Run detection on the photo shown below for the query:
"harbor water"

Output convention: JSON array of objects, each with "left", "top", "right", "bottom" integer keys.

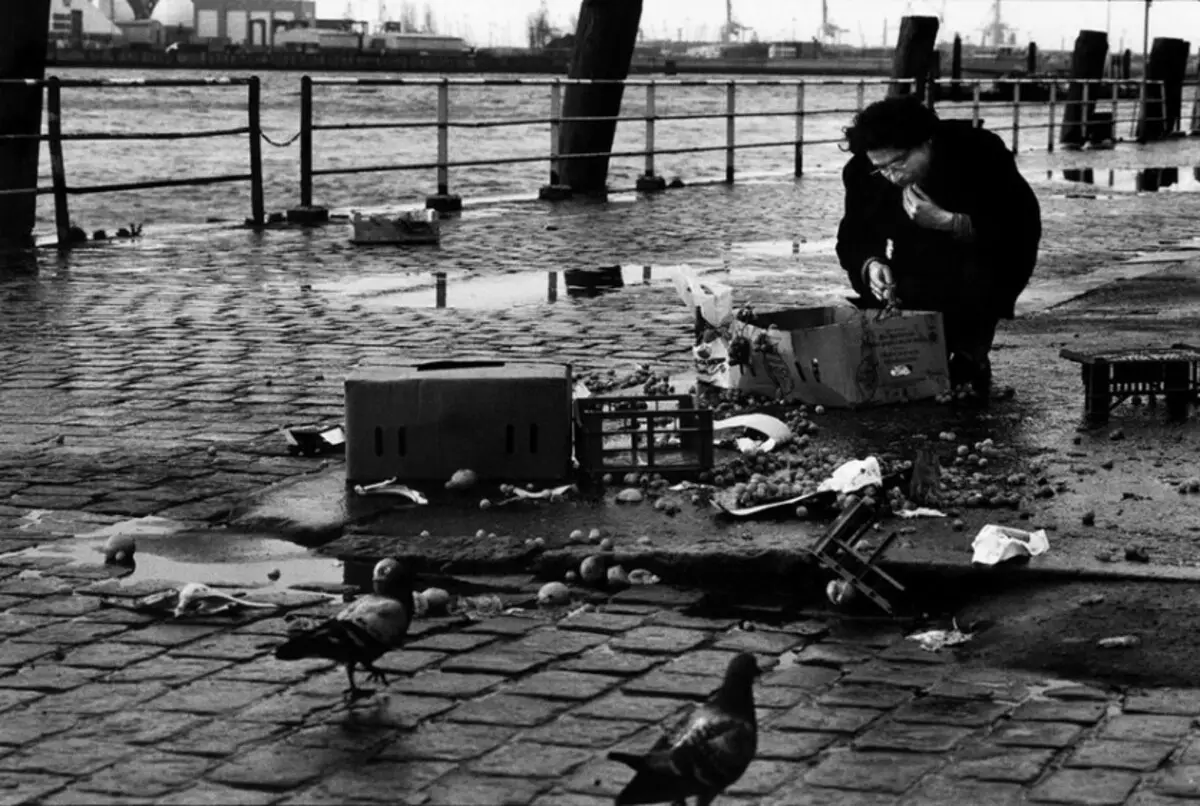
[{"left": 32, "top": 67, "right": 1139, "bottom": 237}]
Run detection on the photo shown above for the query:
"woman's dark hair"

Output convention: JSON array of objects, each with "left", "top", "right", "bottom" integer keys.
[{"left": 842, "top": 95, "right": 939, "bottom": 155}]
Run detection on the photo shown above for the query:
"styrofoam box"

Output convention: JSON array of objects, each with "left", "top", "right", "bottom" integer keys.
[{"left": 344, "top": 361, "right": 573, "bottom": 483}]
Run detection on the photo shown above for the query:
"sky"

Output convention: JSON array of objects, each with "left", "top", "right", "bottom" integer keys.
[{"left": 317, "top": 0, "right": 1200, "bottom": 52}]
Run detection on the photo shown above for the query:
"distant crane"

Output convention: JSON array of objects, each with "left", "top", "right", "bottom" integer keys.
[
  {"left": 719, "top": 0, "right": 746, "bottom": 43},
  {"left": 980, "top": 0, "right": 1017, "bottom": 46},
  {"left": 818, "top": 0, "right": 848, "bottom": 45}
]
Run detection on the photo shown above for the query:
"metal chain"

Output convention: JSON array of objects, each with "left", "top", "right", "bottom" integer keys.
[{"left": 260, "top": 130, "right": 301, "bottom": 148}]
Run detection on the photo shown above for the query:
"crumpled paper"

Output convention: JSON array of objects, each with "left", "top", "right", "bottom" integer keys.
[
  {"left": 971, "top": 524, "right": 1051, "bottom": 566},
  {"left": 897, "top": 507, "right": 947, "bottom": 519},
  {"left": 907, "top": 626, "right": 974, "bottom": 652},
  {"left": 818, "top": 457, "right": 883, "bottom": 495}
]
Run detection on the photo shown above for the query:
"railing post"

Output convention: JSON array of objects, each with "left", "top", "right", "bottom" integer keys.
[
  {"left": 426, "top": 77, "right": 462, "bottom": 213},
  {"left": 299, "top": 75, "right": 312, "bottom": 207},
  {"left": 1135, "top": 79, "right": 1147, "bottom": 140},
  {"left": 46, "top": 77, "right": 71, "bottom": 249},
  {"left": 539, "top": 79, "right": 571, "bottom": 200},
  {"left": 724, "top": 81, "right": 735, "bottom": 184},
  {"left": 1011, "top": 81, "right": 1020, "bottom": 153},
  {"left": 1081, "top": 81, "right": 1090, "bottom": 144},
  {"left": 1112, "top": 79, "right": 1121, "bottom": 134},
  {"left": 247, "top": 76, "right": 265, "bottom": 227},
  {"left": 794, "top": 82, "right": 805, "bottom": 177},
  {"left": 856, "top": 79, "right": 865, "bottom": 111},
  {"left": 971, "top": 82, "right": 981, "bottom": 127},
  {"left": 286, "top": 74, "right": 328, "bottom": 224},
  {"left": 549, "top": 79, "right": 561, "bottom": 185},
  {"left": 1047, "top": 82, "right": 1057, "bottom": 152},
  {"left": 636, "top": 80, "right": 666, "bottom": 192}
]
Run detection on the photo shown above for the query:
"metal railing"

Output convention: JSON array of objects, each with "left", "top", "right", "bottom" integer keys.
[
  {"left": 298, "top": 74, "right": 1186, "bottom": 209},
  {"left": 930, "top": 76, "right": 1173, "bottom": 154},
  {"left": 298, "top": 75, "right": 914, "bottom": 208},
  {"left": 0, "top": 76, "right": 264, "bottom": 246}
]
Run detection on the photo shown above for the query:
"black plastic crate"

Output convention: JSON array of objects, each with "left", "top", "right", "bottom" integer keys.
[
  {"left": 1060, "top": 344, "right": 1200, "bottom": 425},
  {"left": 573, "top": 394, "right": 714, "bottom": 477}
]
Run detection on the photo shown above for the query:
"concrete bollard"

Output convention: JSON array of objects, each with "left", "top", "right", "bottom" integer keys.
[
  {"left": 553, "top": 0, "right": 644, "bottom": 196},
  {"left": 888, "top": 16, "right": 940, "bottom": 102},
  {"left": 1060, "top": 30, "right": 1109, "bottom": 149},
  {"left": 1136, "top": 37, "right": 1191, "bottom": 141},
  {"left": 0, "top": 0, "right": 53, "bottom": 251}
]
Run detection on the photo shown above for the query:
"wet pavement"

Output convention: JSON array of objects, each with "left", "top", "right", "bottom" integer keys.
[{"left": 1, "top": 144, "right": 1200, "bottom": 803}]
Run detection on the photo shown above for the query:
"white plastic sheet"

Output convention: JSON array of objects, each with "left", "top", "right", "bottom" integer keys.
[
  {"left": 818, "top": 457, "right": 884, "bottom": 495},
  {"left": 971, "top": 524, "right": 1051, "bottom": 566}
]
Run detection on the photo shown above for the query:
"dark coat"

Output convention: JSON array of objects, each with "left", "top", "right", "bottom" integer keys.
[{"left": 835, "top": 120, "right": 1042, "bottom": 319}]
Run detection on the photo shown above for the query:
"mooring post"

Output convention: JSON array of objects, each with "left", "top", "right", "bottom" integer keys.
[
  {"left": 1027, "top": 42, "right": 1039, "bottom": 74},
  {"left": 247, "top": 76, "right": 265, "bottom": 227},
  {"left": 1060, "top": 30, "right": 1108, "bottom": 149},
  {"left": 426, "top": 77, "right": 463, "bottom": 213},
  {"left": 45, "top": 77, "right": 71, "bottom": 248},
  {"left": 635, "top": 80, "right": 666, "bottom": 192},
  {"left": 1189, "top": 59, "right": 1200, "bottom": 134},
  {"left": 544, "top": 0, "right": 644, "bottom": 197},
  {"left": 287, "top": 74, "right": 329, "bottom": 225},
  {"left": 0, "top": 0, "right": 52, "bottom": 252},
  {"left": 888, "top": 16, "right": 940, "bottom": 102},
  {"left": 1136, "top": 37, "right": 1191, "bottom": 141}
]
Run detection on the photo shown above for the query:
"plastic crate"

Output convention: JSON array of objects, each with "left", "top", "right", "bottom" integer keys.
[
  {"left": 573, "top": 394, "right": 714, "bottom": 477},
  {"left": 1060, "top": 344, "right": 1200, "bottom": 425}
]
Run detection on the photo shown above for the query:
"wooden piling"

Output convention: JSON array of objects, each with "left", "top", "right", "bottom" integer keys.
[
  {"left": 553, "top": 0, "right": 644, "bottom": 195},
  {"left": 888, "top": 16, "right": 940, "bottom": 102},
  {"left": 950, "top": 35, "right": 963, "bottom": 101},
  {"left": 1060, "top": 30, "right": 1109, "bottom": 149},
  {"left": 1137, "top": 37, "right": 1191, "bottom": 141},
  {"left": 0, "top": 0, "right": 53, "bottom": 251}
]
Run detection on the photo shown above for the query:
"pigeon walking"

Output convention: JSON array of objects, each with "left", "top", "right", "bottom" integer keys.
[
  {"left": 608, "top": 652, "right": 761, "bottom": 806},
  {"left": 273, "top": 557, "right": 414, "bottom": 702}
]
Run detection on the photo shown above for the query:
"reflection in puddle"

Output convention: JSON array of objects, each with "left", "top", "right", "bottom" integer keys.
[
  {"left": 5, "top": 532, "right": 345, "bottom": 592},
  {"left": 728, "top": 238, "right": 837, "bottom": 257},
  {"left": 328, "top": 264, "right": 667, "bottom": 310},
  {"left": 322, "top": 238, "right": 843, "bottom": 311},
  {"left": 1051, "top": 166, "right": 1200, "bottom": 193}
]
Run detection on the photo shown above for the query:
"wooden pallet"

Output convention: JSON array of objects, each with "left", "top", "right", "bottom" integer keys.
[{"left": 809, "top": 499, "right": 906, "bottom": 614}]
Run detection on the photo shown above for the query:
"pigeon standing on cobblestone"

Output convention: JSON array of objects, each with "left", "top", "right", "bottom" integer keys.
[
  {"left": 273, "top": 556, "right": 414, "bottom": 702},
  {"left": 608, "top": 652, "right": 761, "bottom": 806}
]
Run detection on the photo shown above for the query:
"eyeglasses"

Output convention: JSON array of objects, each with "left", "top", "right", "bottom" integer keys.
[{"left": 869, "top": 150, "right": 912, "bottom": 178}]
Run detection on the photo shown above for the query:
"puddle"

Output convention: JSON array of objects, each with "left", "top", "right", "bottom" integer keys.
[
  {"left": 322, "top": 240, "right": 846, "bottom": 312},
  {"left": 5, "top": 520, "right": 345, "bottom": 592},
  {"left": 727, "top": 238, "right": 837, "bottom": 257},
  {"left": 1046, "top": 166, "right": 1200, "bottom": 193},
  {"left": 326, "top": 264, "right": 673, "bottom": 310}
]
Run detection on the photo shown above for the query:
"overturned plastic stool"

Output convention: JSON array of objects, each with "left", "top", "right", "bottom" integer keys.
[
  {"left": 809, "top": 499, "right": 905, "bottom": 614},
  {"left": 1060, "top": 343, "right": 1200, "bottom": 427}
]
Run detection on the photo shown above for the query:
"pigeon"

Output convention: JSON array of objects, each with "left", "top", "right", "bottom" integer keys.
[
  {"left": 608, "top": 652, "right": 761, "bottom": 806},
  {"left": 273, "top": 556, "right": 414, "bottom": 702}
]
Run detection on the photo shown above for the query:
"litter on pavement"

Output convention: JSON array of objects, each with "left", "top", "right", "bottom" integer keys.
[{"left": 971, "top": 524, "right": 1051, "bottom": 566}]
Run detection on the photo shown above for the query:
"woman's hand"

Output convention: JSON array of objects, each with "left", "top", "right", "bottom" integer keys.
[{"left": 902, "top": 185, "right": 955, "bottom": 231}]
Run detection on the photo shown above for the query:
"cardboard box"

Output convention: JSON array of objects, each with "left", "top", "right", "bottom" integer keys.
[
  {"left": 676, "top": 272, "right": 950, "bottom": 407},
  {"left": 345, "top": 361, "right": 573, "bottom": 484}
]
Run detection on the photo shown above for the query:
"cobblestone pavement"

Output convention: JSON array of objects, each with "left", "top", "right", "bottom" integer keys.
[
  {"left": 3, "top": 151, "right": 1200, "bottom": 804},
  {"left": 5, "top": 566, "right": 1200, "bottom": 805}
]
